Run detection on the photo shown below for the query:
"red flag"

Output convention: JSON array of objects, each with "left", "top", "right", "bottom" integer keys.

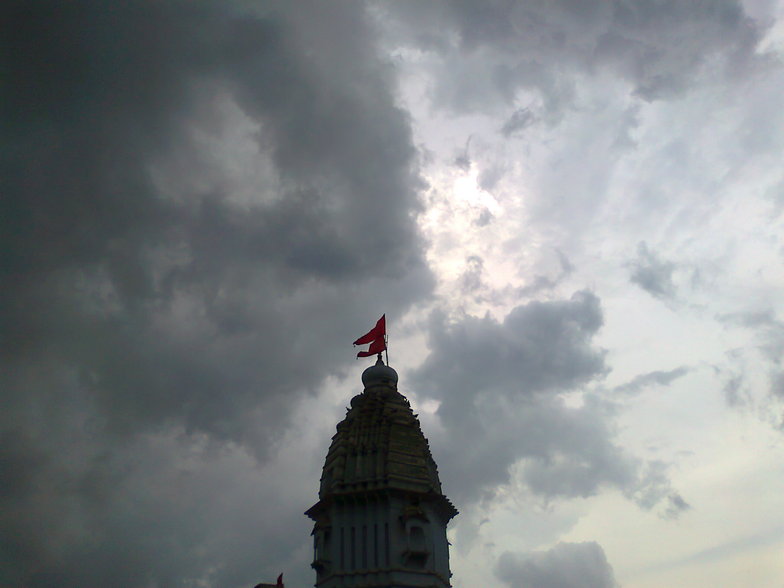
[
  {"left": 354, "top": 315, "right": 387, "bottom": 358},
  {"left": 357, "top": 336, "right": 386, "bottom": 358},
  {"left": 353, "top": 315, "right": 385, "bottom": 345},
  {"left": 276, "top": 573, "right": 283, "bottom": 587}
]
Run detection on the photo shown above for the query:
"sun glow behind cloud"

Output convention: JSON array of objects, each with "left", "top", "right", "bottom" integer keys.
[{"left": 452, "top": 167, "right": 502, "bottom": 214}]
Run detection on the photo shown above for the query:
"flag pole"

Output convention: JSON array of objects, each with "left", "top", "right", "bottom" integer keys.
[{"left": 385, "top": 332, "right": 389, "bottom": 365}]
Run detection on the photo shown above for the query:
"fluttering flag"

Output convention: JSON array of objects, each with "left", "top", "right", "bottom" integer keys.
[
  {"left": 353, "top": 315, "right": 386, "bottom": 358},
  {"left": 353, "top": 315, "right": 385, "bottom": 345},
  {"left": 276, "top": 573, "right": 283, "bottom": 587},
  {"left": 357, "top": 336, "right": 386, "bottom": 358}
]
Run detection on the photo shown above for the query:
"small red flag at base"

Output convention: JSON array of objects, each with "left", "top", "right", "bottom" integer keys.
[
  {"left": 354, "top": 315, "right": 387, "bottom": 358},
  {"left": 277, "top": 573, "right": 283, "bottom": 587}
]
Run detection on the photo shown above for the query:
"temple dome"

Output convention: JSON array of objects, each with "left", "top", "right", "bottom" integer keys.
[{"left": 361, "top": 356, "right": 398, "bottom": 389}]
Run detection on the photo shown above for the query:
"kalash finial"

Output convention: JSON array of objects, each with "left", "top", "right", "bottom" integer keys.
[{"left": 361, "top": 354, "right": 398, "bottom": 389}]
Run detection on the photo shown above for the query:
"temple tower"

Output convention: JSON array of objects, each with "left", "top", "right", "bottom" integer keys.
[{"left": 305, "top": 358, "right": 457, "bottom": 587}]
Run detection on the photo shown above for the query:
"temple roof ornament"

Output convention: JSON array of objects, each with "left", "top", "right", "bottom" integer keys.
[
  {"left": 304, "top": 323, "right": 457, "bottom": 587},
  {"left": 361, "top": 355, "right": 399, "bottom": 389}
]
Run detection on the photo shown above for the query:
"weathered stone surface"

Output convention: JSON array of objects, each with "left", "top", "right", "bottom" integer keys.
[{"left": 319, "top": 385, "right": 444, "bottom": 497}]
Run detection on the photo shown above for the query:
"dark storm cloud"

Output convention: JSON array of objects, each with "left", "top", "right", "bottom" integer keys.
[
  {"left": 1, "top": 1, "right": 431, "bottom": 586},
  {"left": 495, "top": 541, "right": 618, "bottom": 588},
  {"left": 412, "top": 291, "right": 680, "bottom": 509},
  {"left": 628, "top": 241, "right": 677, "bottom": 299}
]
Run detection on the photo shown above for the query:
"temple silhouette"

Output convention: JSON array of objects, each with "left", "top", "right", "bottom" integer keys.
[{"left": 304, "top": 356, "right": 458, "bottom": 587}]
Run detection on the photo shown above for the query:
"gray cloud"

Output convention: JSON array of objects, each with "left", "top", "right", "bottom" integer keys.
[
  {"left": 664, "top": 492, "right": 692, "bottom": 520},
  {"left": 720, "top": 309, "right": 779, "bottom": 329},
  {"left": 651, "top": 524, "right": 784, "bottom": 572},
  {"left": 454, "top": 135, "right": 474, "bottom": 170},
  {"left": 767, "top": 177, "right": 784, "bottom": 214},
  {"left": 1, "top": 1, "right": 431, "bottom": 586},
  {"left": 496, "top": 541, "right": 619, "bottom": 588},
  {"left": 717, "top": 310, "right": 784, "bottom": 416},
  {"left": 626, "top": 460, "right": 690, "bottom": 521},
  {"left": 720, "top": 310, "right": 784, "bottom": 364},
  {"left": 0, "top": 425, "right": 318, "bottom": 587},
  {"left": 4, "top": 1, "right": 769, "bottom": 585},
  {"left": 460, "top": 255, "right": 486, "bottom": 294},
  {"left": 415, "top": 291, "right": 606, "bottom": 401},
  {"left": 771, "top": 371, "right": 784, "bottom": 399},
  {"left": 412, "top": 291, "right": 680, "bottom": 510},
  {"left": 378, "top": 0, "right": 766, "bottom": 114},
  {"left": 501, "top": 107, "right": 537, "bottom": 137},
  {"left": 478, "top": 164, "right": 506, "bottom": 192},
  {"left": 722, "top": 372, "right": 750, "bottom": 407},
  {"left": 518, "top": 249, "right": 574, "bottom": 298},
  {"left": 628, "top": 241, "right": 677, "bottom": 299},
  {"left": 614, "top": 366, "right": 690, "bottom": 396},
  {"left": 376, "top": 1, "right": 773, "bottom": 245}
]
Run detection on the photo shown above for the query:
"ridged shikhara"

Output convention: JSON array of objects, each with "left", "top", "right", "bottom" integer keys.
[{"left": 306, "top": 357, "right": 457, "bottom": 587}]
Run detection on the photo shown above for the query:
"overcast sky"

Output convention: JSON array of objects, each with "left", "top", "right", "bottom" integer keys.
[{"left": 2, "top": 1, "right": 784, "bottom": 587}]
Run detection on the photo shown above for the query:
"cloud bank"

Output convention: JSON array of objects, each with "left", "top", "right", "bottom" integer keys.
[
  {"left": 496, "top": 541, "right": 619, "bottom": 588},
  {"left": 3, "top": 1, "right": 782, "bottom": 586},
  {"left": 2, "top": 1, "right": 430, "bottom": 585}
]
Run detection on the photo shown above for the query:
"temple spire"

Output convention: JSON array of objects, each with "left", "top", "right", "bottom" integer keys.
[{"left": 305, "top": 354, "right": 457, "bottom": 587}]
